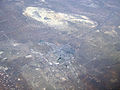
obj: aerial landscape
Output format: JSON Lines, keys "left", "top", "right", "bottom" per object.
{"left": 0, "top": 0, "right": 120, "bottom": 90}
